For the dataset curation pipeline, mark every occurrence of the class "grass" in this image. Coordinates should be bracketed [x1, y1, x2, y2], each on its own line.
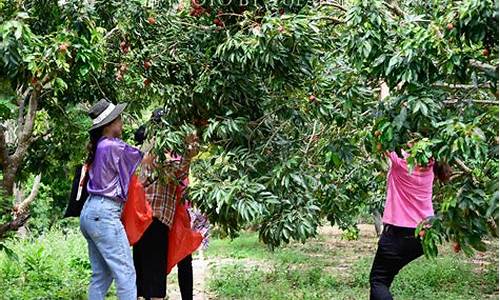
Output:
[209, 263, 342, 300]
[0, 225, 497, 300]
[206, 229, 499, 300]
[349, 255, 499, 300]
[0, 225, 122, 300]
[0, 227, 90, 299]
[206, 231, 323, 266]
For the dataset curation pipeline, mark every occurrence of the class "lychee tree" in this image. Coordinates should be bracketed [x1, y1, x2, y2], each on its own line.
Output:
[104, 0, 498, 255]
[343, 0, 498, 256]
[103, 0, 381, 246]
[0, 0, 109, 238]
[0, 0, 498, 257]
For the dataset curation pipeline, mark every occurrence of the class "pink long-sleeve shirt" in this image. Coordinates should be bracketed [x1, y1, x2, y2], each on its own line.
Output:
[382, 151, 435, 228]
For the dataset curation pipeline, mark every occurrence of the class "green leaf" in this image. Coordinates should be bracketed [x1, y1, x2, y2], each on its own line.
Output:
[79, 65, 90, 77]
[386, 56, 399, 75]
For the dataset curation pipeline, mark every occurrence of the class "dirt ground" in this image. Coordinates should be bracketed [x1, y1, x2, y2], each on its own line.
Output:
[166, 224, 498, 299]
[166, 224, 379, 299]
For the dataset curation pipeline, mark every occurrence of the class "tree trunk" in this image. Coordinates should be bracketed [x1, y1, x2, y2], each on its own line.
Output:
[2, 166, 16, 196]
[0, 174, 41, 239]
[0, 87, 40, 239]
[1, 88, 39, 196]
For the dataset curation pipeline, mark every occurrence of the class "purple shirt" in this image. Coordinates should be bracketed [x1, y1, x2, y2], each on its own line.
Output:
[87, 137, 143, 201]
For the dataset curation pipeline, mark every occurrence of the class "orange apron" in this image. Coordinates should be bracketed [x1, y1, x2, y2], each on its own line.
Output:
[122, 175, 202, 273]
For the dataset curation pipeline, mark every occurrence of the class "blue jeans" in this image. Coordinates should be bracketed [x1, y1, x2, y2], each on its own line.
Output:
[80, 195, 137, 300]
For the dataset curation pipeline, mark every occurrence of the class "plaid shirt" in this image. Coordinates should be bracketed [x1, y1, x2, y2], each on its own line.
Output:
[144, 154, 190, 228]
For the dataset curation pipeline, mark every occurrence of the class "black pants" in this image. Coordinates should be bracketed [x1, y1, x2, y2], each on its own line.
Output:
[133, 218, 194, 299]
[134, 218, 169, 298]
[178, 254, 193, 300]
[369, 224, 424, 300]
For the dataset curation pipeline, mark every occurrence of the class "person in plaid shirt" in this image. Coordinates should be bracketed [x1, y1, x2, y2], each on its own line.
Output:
[133, 110, 199, 300]
[144, 150, 191, 229]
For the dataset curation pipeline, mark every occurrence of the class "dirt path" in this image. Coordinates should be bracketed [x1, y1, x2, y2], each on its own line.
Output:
[167, 249, 210, 300]
[166, 224, 380, 299]
[167, 224, 498, 299]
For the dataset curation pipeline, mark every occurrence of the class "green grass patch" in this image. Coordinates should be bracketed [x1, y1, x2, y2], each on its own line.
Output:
[209, 263, 343, 300]
[350, 255, 499, 300]
[0, 226, 497, 300]
[205, 231, 271, 260]
[205, 231, 327, 267]
[207, 232, 499, 300]
[0, 226, 123, 300]
[0, 227, 90, 299]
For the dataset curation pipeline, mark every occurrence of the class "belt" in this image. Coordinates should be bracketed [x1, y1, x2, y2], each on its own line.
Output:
[383, 224, 416, 237]
[88, 194, 123, 205]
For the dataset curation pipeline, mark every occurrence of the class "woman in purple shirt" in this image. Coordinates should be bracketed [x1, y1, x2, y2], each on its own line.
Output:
[80, 99, 150, 300]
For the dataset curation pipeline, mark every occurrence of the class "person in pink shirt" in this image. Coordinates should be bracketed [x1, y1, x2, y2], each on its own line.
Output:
[369, 149, 451, 300]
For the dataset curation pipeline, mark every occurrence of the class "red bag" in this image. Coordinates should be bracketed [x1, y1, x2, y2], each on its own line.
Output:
[122, 174, 201, 273]
[166, 186, 202, 274]
[122, 175, 153, 245]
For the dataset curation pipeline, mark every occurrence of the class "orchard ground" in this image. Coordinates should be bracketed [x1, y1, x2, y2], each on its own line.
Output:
[199, 225, 499, 300]
[0, 223, 497, 300]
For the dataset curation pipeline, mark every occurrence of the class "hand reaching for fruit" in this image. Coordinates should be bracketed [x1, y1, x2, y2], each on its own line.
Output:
[142, 153, 155, 167]
[185, 131, 200, 158]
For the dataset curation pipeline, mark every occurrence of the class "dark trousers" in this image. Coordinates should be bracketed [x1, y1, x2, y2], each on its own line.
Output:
[369, 224, 424, 300]
[178, 254, 193, 300]
[134, 218, 169, 298]
[133, 218, 194, 300]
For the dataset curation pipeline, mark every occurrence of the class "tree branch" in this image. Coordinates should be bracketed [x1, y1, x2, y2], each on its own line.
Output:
[12, 89, 39, 164]
[104, 26, 119, 40]
[304, 120, 319, 155]
[454, 158, 472, 173]
[469, 59, 498, 74]
[0, 125, 8, 168]
[40, 73, 54, 86]
[92, 75, 108, 98]
[314, 16, 344, 24]
[433, 82, 492, 90]
[14, 174, 42, 217]
[260, 121, 288, 155]
[319, 1, 347, 12]
[29, 129, 53, 144]
[383, 1, 405, 17]
[281, 14, 345, 25]
[217, 13, 244, 18]
[444, 98, 498, 105]
[0, 213, 30, 240]
[449, 172, 465, 181]
[2, 88, 40, 195]
[2, 72, 51, 195]
[16, 86, 29, 138]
